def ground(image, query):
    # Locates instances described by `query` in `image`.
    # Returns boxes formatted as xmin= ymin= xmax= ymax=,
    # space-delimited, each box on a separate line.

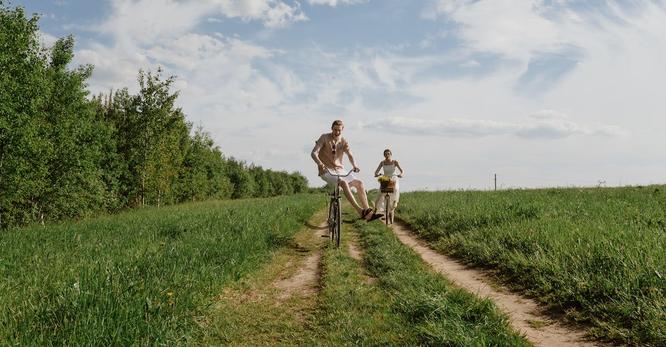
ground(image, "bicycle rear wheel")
xmin=328 ymin=200 xmax=335 ymax=239
xmin=328 ymin=200 xmax=339 ymax=247
xmin=334 ymin=200 xmax=341 ymax=247
xmin=385 ymin=194 xmax=391 ymax=226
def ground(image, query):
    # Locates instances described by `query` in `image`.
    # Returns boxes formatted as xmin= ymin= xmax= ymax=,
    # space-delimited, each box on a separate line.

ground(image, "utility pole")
xmin=494 ymin=173 xmax=497 ymax=191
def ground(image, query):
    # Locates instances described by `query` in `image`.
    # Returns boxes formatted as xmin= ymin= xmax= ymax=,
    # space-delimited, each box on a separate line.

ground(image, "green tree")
xmin=290 ymin=172 xmax=308 ymax=193
xmin=107 ymin=70 xmax=189 ymax=207
xmin=0 ymin=4 xmax=50 ymax=227
xmin=249 ymin=166 xmax=272 ymax=198
xmin=178 ymin=127 xmax=232 ymax=202
xmin=91 ymin=91 xmax=126 ymax=211
xmin=226 ymin=158 xmax=256 ymax=199
xmin=40 ymin=36 xmax=107 ymax=220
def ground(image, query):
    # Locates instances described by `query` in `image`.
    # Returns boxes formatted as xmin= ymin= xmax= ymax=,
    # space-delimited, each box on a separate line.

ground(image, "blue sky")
xmin=15 ymin=0 xmax=666 ymax=190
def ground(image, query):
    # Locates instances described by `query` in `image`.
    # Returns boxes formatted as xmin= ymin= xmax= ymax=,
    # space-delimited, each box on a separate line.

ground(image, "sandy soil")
xmin=390 ymin=220 xmax=602 ymax=347
xmin=272 ymin=223 xmax=327 ymax=300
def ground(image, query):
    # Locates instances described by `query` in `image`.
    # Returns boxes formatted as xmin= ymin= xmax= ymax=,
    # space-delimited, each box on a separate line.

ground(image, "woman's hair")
xmin=331 ymin=120 xmax=344 ymax=128
xmin=383 ymin=148 xmax=392 ymax=155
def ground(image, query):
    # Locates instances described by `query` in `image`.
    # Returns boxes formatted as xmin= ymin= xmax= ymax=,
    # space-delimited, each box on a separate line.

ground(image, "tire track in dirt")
xmin=390 ymin=220 xmax=602 ymax=347
xmin=273 ymin=251 xmax=322 ymax=300
xmin=347 ymin=235 xmax=378 ymax=285
xmin=272 ymin=222 xmax=327 ymax=300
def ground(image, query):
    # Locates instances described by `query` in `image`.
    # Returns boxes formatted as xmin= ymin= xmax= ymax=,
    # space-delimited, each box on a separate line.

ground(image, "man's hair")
xmin=331 ymin=120 xmax=344 ymax=128
xmin=384 ymin=148 xmax=392 ymax=155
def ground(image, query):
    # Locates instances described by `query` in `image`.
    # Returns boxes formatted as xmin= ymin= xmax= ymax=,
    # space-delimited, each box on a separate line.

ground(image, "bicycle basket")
xmin=380 ymin=180 xmax=395 ymax=193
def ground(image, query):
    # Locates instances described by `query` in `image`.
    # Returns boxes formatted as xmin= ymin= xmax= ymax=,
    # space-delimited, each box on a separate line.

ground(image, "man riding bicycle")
xmin=311 ymin=120 xmax=382 ymax=221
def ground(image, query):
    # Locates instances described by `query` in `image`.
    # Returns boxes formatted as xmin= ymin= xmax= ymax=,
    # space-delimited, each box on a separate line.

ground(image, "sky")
xmin=14 ymin=0 xmax=666 ymax=191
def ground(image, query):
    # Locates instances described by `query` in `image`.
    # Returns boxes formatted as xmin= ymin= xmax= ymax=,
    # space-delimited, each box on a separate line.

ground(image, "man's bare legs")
xmin=338 ymin=180 xmax=371 ymax=218
xmin=349 ymin=180 xmax=369 ymax=209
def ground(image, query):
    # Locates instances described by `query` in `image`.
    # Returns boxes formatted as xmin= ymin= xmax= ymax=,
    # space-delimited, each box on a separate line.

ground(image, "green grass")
xmin=0 ymin=194 xmax=325 ymax=346
xmin=313 ymin=227 xmax=418 ymax=345
xmin=202 ymin=204 xmax=529 ymax=346
xmin=328 ymin=214 xmax=530 ymax=346
xmin=398 ymin=186 xmax=666 ymax=346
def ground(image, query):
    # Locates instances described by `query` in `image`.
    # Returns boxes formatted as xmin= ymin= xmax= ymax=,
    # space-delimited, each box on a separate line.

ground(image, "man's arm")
xmin=341 ymin=139 xmax=359 ymax=172
xmin=346 ymin=149 xmax=360 ymax=172
xmin=311 ymin=141 xmax=326 ymax=172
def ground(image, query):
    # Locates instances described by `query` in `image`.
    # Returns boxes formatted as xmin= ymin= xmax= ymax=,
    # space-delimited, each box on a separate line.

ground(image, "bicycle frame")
xmin=377 ymin=174 xmax=398 ymax=225
xmin=326 ymin=169 xmax=355 ymax=248
xmin=384 ymin=191 xmax=392 ymax=226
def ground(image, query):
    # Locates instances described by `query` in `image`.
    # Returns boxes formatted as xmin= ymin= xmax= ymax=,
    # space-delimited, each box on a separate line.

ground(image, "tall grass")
xmin=398 ymin=186 xmax=666 ymax=345
xmin=0 ymin=194 xmax=325 ymax=345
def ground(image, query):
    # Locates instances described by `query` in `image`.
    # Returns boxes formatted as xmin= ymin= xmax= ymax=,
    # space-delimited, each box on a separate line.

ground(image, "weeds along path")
xmin=389 ymin=220 xmax=601 ymax=347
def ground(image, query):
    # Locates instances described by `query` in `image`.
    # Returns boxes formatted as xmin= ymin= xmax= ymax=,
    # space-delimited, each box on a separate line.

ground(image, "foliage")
xmin=0 ymin=4 xmax=50 ymax=228
xmin=0 ymin=2 xmax=312 ymax=229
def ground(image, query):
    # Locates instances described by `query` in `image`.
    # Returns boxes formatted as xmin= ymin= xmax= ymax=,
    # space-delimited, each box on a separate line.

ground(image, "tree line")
xmin=0 ymin=3 xmax=309 ymax=229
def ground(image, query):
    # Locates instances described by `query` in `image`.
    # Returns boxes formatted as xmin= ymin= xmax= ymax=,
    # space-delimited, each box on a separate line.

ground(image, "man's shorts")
xmin=319 ymin=168 xmax=357 ymax=188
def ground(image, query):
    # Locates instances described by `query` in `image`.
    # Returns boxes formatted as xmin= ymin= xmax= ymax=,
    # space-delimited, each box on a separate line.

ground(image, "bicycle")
xmin=377 ymin=175 xmax=400 ymax=225
xmin=326 ymin=168 xmax=355 ymax=248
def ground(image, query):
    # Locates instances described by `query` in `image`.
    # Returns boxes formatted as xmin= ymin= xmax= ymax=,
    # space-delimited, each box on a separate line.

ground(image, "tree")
xmin=0 ymin=4 xmax=50 ymax=227
xmin=40 ymin=36 xmax=107 ymax=220
xmin=226 ymin=158 xmax=256 ymax=199
xmin=178 ymin=127 xmax=232 ymax=202
xmin=290 ymin=172 xmax=309 ymax=193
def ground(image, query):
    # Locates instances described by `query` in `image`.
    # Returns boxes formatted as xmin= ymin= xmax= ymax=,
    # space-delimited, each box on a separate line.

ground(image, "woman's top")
xmin=382 ymin=162 xmax=397 ymax=177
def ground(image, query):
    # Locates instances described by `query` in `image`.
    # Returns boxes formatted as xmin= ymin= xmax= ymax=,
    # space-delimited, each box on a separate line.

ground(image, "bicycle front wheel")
xmin=335 ymin=200 xmax=341 ymax=247
xmin=328 ymin=200 xmax=335 ymax=239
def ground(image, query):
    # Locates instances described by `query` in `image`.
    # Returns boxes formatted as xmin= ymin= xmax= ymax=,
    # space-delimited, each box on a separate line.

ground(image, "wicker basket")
xmin=380 ymin=180 xmax=395 ymax=193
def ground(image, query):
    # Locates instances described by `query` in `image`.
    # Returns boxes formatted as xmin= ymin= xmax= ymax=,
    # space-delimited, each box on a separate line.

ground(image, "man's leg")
xmin=373 ymin=194 xmax=382 ymax=213
xmin=338 ymin=180 xmax=365 ymax=216
xmin=349 ymin=180 xmax=381 ymax=221
xmin=349 ymin=180 xmax=369 ymax=210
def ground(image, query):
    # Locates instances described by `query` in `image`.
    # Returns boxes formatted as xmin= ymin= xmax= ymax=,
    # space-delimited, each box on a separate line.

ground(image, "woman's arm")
xmin=374 ymin=162 xmax=383 ymax=176
xmin=395 ymin=160 xmax=405 ymax=177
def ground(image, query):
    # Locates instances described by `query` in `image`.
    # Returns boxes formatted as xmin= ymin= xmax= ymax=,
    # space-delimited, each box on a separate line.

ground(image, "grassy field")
xmin=0 ymin=194 xmax=324 ymax=345
xmin=398 ymin=186 xmax=666 ymax=346
xmin=338 ymin=218 xmax=530 ymax=346
xmin=204 ymin=204 xmax=529 ymax=346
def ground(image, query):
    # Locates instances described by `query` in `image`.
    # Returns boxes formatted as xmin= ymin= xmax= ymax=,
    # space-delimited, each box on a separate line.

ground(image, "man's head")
xmin=331 ymin=120 xmax=344 ymax=137
xmin=384 ymin=148 xmax=392 ymax=158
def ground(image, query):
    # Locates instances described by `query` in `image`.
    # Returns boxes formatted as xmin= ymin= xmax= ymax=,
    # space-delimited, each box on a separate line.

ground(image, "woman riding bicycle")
xmin=373 ymin=149 xmax=404 ymax=223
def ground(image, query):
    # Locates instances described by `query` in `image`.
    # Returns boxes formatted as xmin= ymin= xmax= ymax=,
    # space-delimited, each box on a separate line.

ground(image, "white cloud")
xmin=37 ymin=30 xmax=58 ymax=49
xmin=459 ymin=59 xmax=480 ymax=68
xmin=307 ymin=0 xmax=368 ymax=6
xmin=58 ymin=0 xmax=666 ymax=190
xmin=428 ymin=0 xmax=569 ymax=64
xmin=213 ymin=0 xmax=308 ymax=27
xmin=100 ymin=0 xmax=306 ymax=44
xmin=362 ymin=112 xmax=628 ymax=139
xmin=372 ymin=57 xmax=398 ymax=89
